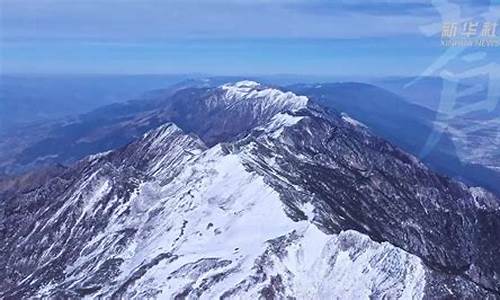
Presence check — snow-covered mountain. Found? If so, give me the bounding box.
[287,82,500,196]
[3,79,499,200]
[2,81,500,299]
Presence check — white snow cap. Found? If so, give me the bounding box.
[220,80,261,95]
[232,80,261,88]
[219,80,309,111]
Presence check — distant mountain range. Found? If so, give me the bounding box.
[1,77,499,196]
[0,74,198,132]
[287,82,500,196]
[2,81,500,298]
[370,76,500,187]
[0,74,352,133]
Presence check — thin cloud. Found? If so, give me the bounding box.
[0,0,440,42]
[285,0,437,17]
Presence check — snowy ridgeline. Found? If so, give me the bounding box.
[2,81,499,299]
[36,129,426,299]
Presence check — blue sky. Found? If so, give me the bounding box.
[1,0,499,77]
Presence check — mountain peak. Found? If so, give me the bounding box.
[231,80,261,88]
[220,80,262,96]
[4,78,500,298]
[116,122,206,176]
[219,80,309,112]
[141,122,182,142]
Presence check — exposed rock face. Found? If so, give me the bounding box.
[287,82,500,196]
[1,82,499,299]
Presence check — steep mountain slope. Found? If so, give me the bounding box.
[0,124,426,299]
[0,80,293,175]
[2,79,499,199]
[369,77,500,184]
[288,82,500,196]
[2,82,500,299]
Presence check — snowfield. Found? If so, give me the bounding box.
[2,81,499,299]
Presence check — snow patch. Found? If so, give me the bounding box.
[262,113,304,138]
[87,150,112,162]
[220,81,309,111]
[341,113,367,128]
[233,80,261,88]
